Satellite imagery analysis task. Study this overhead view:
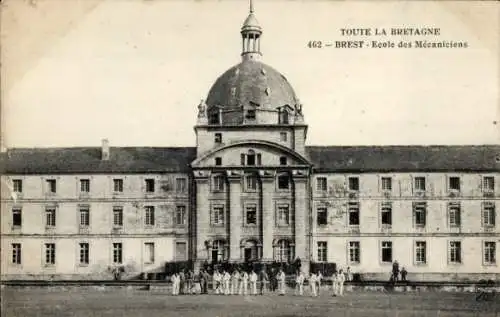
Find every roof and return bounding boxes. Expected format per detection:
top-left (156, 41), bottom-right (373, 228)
top-left (1, 145), bottom-right (498, 175)
top-left (205, 60), bottom-right (299, 125)
top-left (0, 147), bottom-right (197, 174)
top-left (307, 145), bottom-right (500, 173)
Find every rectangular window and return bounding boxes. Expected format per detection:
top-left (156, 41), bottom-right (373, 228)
top-left (381, 203), bottom-right (392, 226)
top-left (211, 205), bottom-right (225, 225)
top-left (277, 175), bottom-right (290, 190)
top-left (415, 241), bottom-right (427, 264)
top-left (317, 207), bottom-right (328, 226)
top-left (176, 178), bottom-right (187, 193)
top-left (482, 202), bottom-right (496, 227)
top-left (246, 205), bottom-right (257, 225)
top-left (257, 153), bottom-right (262, 165)
top-left (279, 156), bottom-right (287, 166)
top-left (484, 241), bottom-right (496, 265)
top-left (12, 208), bottom-right (22, 227)
top-left (145, 206), bottom-right (155, 226)
top-left (145, 179), bottom-right (155, 193)
top-left (246, 175), bottom-right (257, 191)
top-left (12, 243), bottom-right (21, 265)
top-left (113, 243), bottom-right (122, 264)
top-left (176, 205), bottom-right (186, 225)
top-left (79, 243), bottom-right (89, 265)
top-left (277, 205), bottom-right (290, 226)
top-left (280, 132), bottom-right (287, 142)
top-left (381, 177), bottom-right (392, 191)
top-left (413, 202), bottom-right (427, 227)
top-left (214, 133), bottom-right (222, 143)
top-left (348, 177), bottom-right (359, 191)
top-left (213, 175), bottom-right (225, 192)
top-left (448, 203), bottom-right (461, 228)
top-left (209, 112), bottom-right (220, 125)
top-left (348, 241), bottom-right (360, 264)
top-left (483, 176), bottom-right (495, 193)
top-left (144, 242), bottom-right (155, 264)
top-left (46, 179), bottom-right (57, 193)
top-left (414, 176), bottom-right (426, 192)
top-left (247, 153), bottom-right (256, 166)
top-left (113, 179), bottom-right (123, 193)
top-left (45, 208), bottom-right (56, 227)
top-left (317, 242), bottom-right (327, 262)
top-left (113, 207), bottom-right (123, 227)
top-left (348, 202), bottom-right (360, 226)
top-left (13, 179), bottom-right (22, 193)
top-left (316, 177), bottom-right (327, 191)
top-left (448, 176), bottom-right (460, 191)
top-left (381, 241), bottom-right (392, 263)
top-left (45, 243), bottom-right (55, 265)
top-left (215, 157), bottom-right (222, 166)
top-left (80, 179), bottom-right (90, 193)
top-left (449, 241), bottom-right (461, 264)
top-left (79, 206), bottom-right (90, 227)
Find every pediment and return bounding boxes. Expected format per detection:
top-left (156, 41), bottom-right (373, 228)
top-left (191, 140), bottom-right (311, 168)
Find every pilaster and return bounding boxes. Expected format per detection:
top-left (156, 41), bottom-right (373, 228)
top-left (293, 170), bottom-right (310, 273)
top-left (194, 171), bottom-right (210, 262)
top-left (260, 170), bottom-right (275, 261)
top-left (228, 170), bottom-right (242, 261)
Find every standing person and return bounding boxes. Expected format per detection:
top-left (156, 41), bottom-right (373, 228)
top-left (223, 270), bottom-right (231, 295)
top-left (309, 272), bottom-right (318, 297)
top-left (295, 271), bottom-right (305, 296)
top-left (317, 271), bottom-right (323, 296)
top-left (332, 271), bottom-right (339, 296)
top-left (186, 270), bottom-right (193, 294)
top-left (231, 269), bottom-right (240, 295)
top-left (250, 270), bottom-right (258, 295)
top-left (392, 260), bottom-right (400, 282)
top-left (171, 273), bottom-right (178, 296)
top-left (337, 269), bottom-right (346, 296)
top-left (401, 267), bottom-right (408, 282)
top-left (179, 271), bottom-right (186, 295)
top-left (239, 270), bottom-right (249, 295)
top-left (258, 268), bottom-right (269, 295)
top-left (277, 268), bottom-right (286, 296)
top-left (199, 270), bottom-right (206, 294)
top-left (213, 270), bottom-right (222, 295)
top-left (270, 269), bottom-right (277, 293)
top-left (203, 269), bottom-right (210, 294)
top-left (346, 267), bottom-right (353, 282)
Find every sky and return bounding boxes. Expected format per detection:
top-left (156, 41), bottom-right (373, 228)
top-left (2, 0), bottom-right (499, 149)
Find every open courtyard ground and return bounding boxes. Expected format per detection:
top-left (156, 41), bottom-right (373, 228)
top-left (1, 287), bottom-right (498, 317)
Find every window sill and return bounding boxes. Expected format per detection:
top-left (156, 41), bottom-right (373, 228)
top-left (414, 262), bottom-right (428, 266)
top-left (43, 264), bottom-right (56, 268)
top-left (447, 262), bottom-right (462, 266)
top-left (144, 225), bottom-right (156, 229)
top-left (482, 262), bottom-right (497, 267)
top-left (317, 224), bottom-right (328, 227)
top-left (11, 226), bottom-right (22, 230)
top-left (244, 224), bottom-right (258, 227)
top-left (276, 224), bottom-right (291, 228)
top-left (78, 263), bottom-right (90, 267)
top-left (144, 262), bottom-right (155, 265)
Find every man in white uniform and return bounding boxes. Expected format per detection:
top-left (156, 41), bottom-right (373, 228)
top-left (249, 270), bottom-right (258, 295)
top-left (309, 273), bottom-right (318, 297)
top-left (171, 273), bottom-right (179, 296)
top-left (295, 271), bottom-right (305, 296)
top-left (337, 269), bottom-right (346, 296)
top-left (213, 270), bottom-right (222, 295)
top-left (231, 270), bottom-right (240, 295)
top-left (277, 269), bottom-right (286, 295)
top-left (239, 270), bottom-right (249, 295)
top-left (223, 270), bottom-right (231, 295)
top-left (332, 271), bottom-right (339, 296)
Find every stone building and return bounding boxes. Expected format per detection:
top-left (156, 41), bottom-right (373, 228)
top-left (1, 3), bottom-right (499, 281)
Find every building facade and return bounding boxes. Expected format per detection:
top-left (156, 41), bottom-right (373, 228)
top-left (1, 4), bottom-right (499, 281)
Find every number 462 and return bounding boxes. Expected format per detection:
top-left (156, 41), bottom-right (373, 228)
top-left (307, 41), bottom-right (323, 48)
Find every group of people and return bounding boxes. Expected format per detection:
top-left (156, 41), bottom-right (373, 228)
top-left (391, 260), bottom-right (408, 282)
top-left (169, 267), bottom-right (353, 297)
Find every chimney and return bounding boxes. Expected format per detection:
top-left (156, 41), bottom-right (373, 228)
top-left (101, 139), bottom-right (110, 161)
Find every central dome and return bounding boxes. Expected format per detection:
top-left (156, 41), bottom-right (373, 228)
top-left (205, 59), bottom-right (299, 125)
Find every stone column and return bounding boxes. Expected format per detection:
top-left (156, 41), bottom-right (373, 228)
top-left (195, 173), bottom-right (210, 263)
top-left (228, 173), bottom-right (242, 262)
top-left (293, 173), bottom-right (310, 273)
top-left (261, 174), bottom-right (275, 261)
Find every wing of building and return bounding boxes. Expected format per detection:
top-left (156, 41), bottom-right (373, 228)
top-left (1, 2), bottom-right (499, 281)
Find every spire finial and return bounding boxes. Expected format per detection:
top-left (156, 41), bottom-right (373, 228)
top-left (249, 0), bottom-right (254, 13)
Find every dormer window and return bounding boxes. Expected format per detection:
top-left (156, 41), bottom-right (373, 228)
top-left (209, 111), bottom-right (220, 124)
top-left (279, 156), bottom-right (287, 166)
top-left (278, 107), bottom-right (289, 124)
top-left (246, 110), bottom-right (256, 120)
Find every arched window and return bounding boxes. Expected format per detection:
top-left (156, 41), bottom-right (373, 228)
top-left (243, 239), bottom-right (260, 262)
top-left (274, 239), bottom-right (293, 263)
top-left (212, 239), bottom-right (227, 263)
top-left (247, 150), bottom-right (256, 166)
